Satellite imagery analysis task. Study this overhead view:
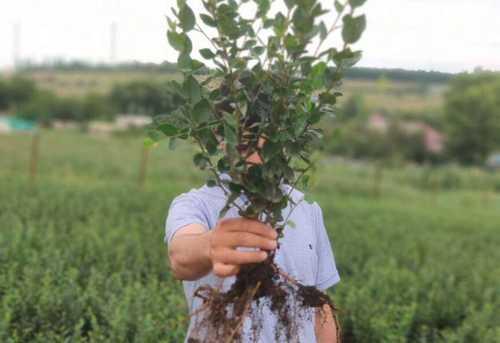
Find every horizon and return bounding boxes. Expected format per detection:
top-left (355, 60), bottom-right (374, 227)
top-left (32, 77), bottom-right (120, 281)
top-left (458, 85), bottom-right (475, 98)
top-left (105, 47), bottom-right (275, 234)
top-left (1, 59), bottom-right (471, 76)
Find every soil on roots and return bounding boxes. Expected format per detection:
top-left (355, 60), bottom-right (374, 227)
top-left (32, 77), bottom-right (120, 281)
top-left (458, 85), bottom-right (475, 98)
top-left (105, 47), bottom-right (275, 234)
top-left (188, 260), bottom-right (339, 343)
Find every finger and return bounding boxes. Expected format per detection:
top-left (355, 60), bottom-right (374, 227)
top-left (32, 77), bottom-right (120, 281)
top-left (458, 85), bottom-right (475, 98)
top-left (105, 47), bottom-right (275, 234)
top-left (216, 248), bottom-right (268, 265)
top-left (213, 262), bottom-right (240, 278)
top-left (226, 232), bottom-right (278, 250)
top-left (222, 218), bottom-right (278, 239)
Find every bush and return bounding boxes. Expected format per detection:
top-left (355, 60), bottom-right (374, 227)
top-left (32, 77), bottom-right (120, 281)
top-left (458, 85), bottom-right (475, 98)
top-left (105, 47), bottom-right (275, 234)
top-left (110, 80), bottom-right (184, 116)
top-left (444, 72), bottom-right (500, 165)
top-left (17, 92), bottom-right (115, 124)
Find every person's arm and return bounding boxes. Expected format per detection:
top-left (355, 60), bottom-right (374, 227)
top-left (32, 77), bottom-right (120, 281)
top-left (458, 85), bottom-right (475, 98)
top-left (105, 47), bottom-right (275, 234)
top-left (168, 217), bottom-right (278, 281)
top-left (312, 202), bottom-right (341, 342)
top-left (167, 224), bottom-right (212, 281)
top-left (315, 304), bottom-right (338, 343)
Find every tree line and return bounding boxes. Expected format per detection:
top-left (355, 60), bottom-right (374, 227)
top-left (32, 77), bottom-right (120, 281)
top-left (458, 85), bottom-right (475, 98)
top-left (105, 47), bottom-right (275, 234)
top-left (0, 76), bottom-right (185, 125)
top-left (17, 61), bottom-right (452, 83)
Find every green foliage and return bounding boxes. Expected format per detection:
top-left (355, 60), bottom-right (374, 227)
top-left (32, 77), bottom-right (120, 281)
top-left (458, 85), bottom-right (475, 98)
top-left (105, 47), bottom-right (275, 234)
top-left (0, 76), bottom-right (37, 111)
top-left (338, 94), bottom-right (367, 121)
top-left (444, 72), bottom-right (500, 165)
top-left (1, 131), bottom-right (499, 342)
top-left (324, 119), bottom-right (439, 164)
top-left (5, 76), bottom-right (37, 108)
top-left (18, 92), bottom-right (116, 124)
top-left (0, 79), bottom-right (9, 110)
top-left (110, 80), bottom-right (184, 116)
top-left (152, 0), bottom-right (367, 226)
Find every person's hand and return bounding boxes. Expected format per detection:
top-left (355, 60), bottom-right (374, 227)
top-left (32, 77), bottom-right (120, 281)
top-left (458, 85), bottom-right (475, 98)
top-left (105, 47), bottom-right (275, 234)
top-left (208, 217), bottom-right (278, 277)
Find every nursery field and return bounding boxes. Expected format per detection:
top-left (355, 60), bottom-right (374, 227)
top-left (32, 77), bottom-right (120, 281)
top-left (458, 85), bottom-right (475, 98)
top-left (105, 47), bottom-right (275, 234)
top-left (1, 131), bottom-right (499, 342)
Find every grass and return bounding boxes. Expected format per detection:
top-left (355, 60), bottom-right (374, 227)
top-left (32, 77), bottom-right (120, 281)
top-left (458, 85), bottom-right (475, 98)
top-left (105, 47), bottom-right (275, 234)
top-left (0, 130), bottom-right (499, 342)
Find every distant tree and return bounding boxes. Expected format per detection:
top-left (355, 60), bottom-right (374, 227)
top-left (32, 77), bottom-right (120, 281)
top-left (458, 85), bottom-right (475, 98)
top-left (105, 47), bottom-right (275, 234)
top-left (17, 90), bottom-right (59, 125)
top-left (444, 73), bottom-right (500, 165)
top-left (18, 91), bottom-right (115, 124)
top-left (0, 79), bottom-right (9, 111)
top-left (339, 94), bottom-right (366, 121)
top-left (110, 80), bottom-right (184, 116)
top-left (80, 93), bottom-right (116, 121)
top-left (7, 76), bottom-right (37, 108)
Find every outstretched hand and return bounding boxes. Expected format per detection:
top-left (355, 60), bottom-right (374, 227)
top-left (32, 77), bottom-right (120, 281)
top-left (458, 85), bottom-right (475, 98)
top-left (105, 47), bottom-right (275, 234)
top-left (209, 218), bottom-right (278, 277)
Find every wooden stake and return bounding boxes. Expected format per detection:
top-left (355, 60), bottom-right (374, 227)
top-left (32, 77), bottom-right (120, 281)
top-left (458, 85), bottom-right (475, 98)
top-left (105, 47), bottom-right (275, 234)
top-left (138, 145), bottom-right (150, 189)
top-left (29, 131), bottom-right (40, 186)
top-left (373, 162), bottom-right (384, 197)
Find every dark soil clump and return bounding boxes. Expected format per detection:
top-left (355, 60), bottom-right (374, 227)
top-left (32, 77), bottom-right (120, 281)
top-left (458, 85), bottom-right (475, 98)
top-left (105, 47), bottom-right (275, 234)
top-left (189, 259), bottom-right (339, 343)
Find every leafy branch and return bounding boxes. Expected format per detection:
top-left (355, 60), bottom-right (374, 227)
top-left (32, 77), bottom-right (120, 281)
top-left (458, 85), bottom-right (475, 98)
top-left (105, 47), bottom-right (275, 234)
top-left (153, 0), bottom-right (367, 233)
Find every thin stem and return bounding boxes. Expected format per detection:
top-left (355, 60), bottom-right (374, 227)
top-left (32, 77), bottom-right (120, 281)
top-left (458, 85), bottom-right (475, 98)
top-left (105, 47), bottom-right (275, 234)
top-left (193, 135), bottom-right (246, 214)
top-left (313, 2), bottom-right (347, 57)
top-left (195, 23), bottom-right (230, 70)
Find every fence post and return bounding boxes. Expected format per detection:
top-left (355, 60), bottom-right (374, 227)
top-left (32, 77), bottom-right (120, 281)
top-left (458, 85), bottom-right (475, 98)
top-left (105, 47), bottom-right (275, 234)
top-left (138, 144), bottom-right (150, 189)
top-left (29, 131), bottom-right (40, 186)
top-left (373, 162), bottom-right (384, 197)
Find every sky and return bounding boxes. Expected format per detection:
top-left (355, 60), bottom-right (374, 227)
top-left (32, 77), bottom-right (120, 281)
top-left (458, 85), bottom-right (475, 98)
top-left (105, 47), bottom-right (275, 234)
top-left (0, 0), bottom-right (499, 73)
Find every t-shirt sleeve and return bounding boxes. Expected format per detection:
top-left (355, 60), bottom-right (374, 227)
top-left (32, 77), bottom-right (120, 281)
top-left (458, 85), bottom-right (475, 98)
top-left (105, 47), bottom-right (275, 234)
top-left (312, 202), bottom-right (340, 291)
top-left (164, 191), bottom-right (210, 245)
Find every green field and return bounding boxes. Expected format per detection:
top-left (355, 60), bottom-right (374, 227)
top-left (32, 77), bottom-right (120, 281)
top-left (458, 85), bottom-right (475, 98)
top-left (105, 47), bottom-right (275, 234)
top-left (1, 131), bottom-right (499, 342)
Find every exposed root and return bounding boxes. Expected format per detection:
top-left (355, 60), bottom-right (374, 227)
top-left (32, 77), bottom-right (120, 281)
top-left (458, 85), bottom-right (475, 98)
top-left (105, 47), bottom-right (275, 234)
top-left (187, 260), bottom-right (340, 343)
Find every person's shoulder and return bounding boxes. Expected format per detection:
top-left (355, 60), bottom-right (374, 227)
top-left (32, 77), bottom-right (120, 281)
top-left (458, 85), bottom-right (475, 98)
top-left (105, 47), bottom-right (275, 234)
top-left (171, 182), bottom-right (226, 205)
top-left (282, 184), bottom-right (320, 212)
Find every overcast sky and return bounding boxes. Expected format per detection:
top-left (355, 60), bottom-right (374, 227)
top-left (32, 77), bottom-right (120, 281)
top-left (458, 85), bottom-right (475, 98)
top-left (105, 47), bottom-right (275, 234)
top-left (0, 0), bottom-right (499, 73)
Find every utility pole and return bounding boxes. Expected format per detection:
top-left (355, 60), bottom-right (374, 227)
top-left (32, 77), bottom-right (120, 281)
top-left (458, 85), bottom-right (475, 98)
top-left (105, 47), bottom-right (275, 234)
top-left (110, 21), bottom-right (118, 64)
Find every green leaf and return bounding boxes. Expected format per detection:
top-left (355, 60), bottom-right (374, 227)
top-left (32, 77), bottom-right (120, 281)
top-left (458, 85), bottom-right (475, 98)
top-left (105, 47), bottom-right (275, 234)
top-left (251, 46), bottom-right (265, 56)
top-left (262, 140), bottom-right (281, 160)
top-left (167, 31), bottom-right (192, 53)
top-left (301, 174), bottom-right (310, 189)
top-left (183, 76), bottom-right (202, 103)
top-left (217, 4), bottom-right (240, 39)
top-left (349, 0), bottom-right (367, 8)
top-left (333, 49), bottom-right (363, 68)
top-left (342, 14), bottom-right (366, 44)
top-left (256, 0), bottom-right (270, 18)
top-left (193, 152), bottom-right (210, 170)
top-left (274, 13), bottom-right (287, 37)
top-left (309, 62), bottom-right (327, 88)
top-left (285, 34), bottom-right (301, 55)
top-left (286, 219), bottom-right (296, 229)
top-left (243, 39), bottom-right (257, 49)
top-left (217, 157), bottom-right (230, 173)
top-left (319, 21), bottom-right (328, 40)
top-left (192, 99), bottom-right (212, 124)
top-left (178, 4), bottom-right (196, 31)
top-left (223, 121), bottom-right (237, 146)
top-left (199, 48), bottom-right (215, 59)
top-left (200, 14), bottom-right (217, 27)
top-left (198, 128), bottom-right (219, 155)
top-left (292, 7), bottom-right (314, 34)
top-left (284, 0), bottom-right (296, 10)
top-left (167, 17), bottom-right (176, 31)
top-left (177, 52), bottom-right (192, 70)
top-left (206, 178), bottom-right (217, 187)
top-left (158, 123), bottom-right (178, 136)
top-left (144, 137), bottom-right (156, 147)
top-left (335, 0), bottom-right (345, 13)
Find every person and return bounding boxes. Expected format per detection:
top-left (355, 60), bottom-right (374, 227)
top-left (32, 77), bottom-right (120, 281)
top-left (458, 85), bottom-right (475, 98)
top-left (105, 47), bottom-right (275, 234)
top-left (165, 135), bottom-right (341, 342)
